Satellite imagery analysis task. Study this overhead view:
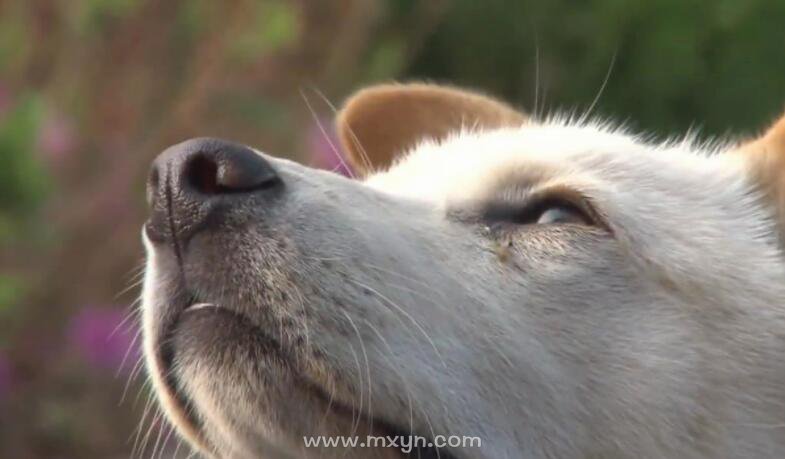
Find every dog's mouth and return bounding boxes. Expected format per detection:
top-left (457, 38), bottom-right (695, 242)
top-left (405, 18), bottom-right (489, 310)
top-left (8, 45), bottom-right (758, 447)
top-left (152, 296), bottom-right (458, 459)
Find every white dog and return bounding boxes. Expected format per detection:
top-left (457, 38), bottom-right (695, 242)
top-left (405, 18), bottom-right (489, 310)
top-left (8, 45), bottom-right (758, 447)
top-left (141, 83), bottom-right (785, 458)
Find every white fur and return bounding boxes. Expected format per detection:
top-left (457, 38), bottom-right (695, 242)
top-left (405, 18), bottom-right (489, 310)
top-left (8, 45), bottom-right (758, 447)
top-left (143, 118), bottom-right (785, 458)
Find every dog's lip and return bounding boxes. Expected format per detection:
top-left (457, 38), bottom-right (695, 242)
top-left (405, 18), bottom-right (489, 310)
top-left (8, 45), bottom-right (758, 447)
top-left (152, 296), bottom-right (213, 453)
top-left (156, 298), bottom-right (457, 459)
top-left (184, 302), bottom-right (220, 311)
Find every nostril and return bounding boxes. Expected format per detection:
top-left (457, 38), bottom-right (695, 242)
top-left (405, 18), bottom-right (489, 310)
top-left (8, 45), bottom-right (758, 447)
top-left (146, 138), bottom-right (282, 244)
top-left (183, 142), bottom-right (281, 195)
top-left (186, 153), bottom-right (220, 194)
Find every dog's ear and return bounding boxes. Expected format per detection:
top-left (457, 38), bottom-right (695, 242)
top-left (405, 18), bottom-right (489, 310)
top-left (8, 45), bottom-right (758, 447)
top-left (737, 112), bottom-right (785, 238)
top-left (336, 83), bottom-right (525, 176)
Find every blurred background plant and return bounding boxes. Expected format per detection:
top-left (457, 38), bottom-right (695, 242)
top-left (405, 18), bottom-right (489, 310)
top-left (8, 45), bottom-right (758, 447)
top-left (0, 0), bottom-right (783, 457)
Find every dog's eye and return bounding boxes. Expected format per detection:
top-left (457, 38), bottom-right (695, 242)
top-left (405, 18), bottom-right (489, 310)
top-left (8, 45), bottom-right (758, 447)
top-left (535, 204), bottom-right (589, 225)
top-left (483, 198), bottom-right (594, 227)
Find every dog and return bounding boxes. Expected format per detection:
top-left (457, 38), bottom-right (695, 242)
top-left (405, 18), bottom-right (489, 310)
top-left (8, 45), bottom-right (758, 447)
top-left (141, 83), bottom-right (785, 458)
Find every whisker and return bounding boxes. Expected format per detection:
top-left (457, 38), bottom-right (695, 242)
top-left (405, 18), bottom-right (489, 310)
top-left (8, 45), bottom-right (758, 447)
top-left (114, 275), bottom-right (146, 302)
top-left (292, 284), bottom-right (313, 364)
top-left (133, 373), bottom-right (154, 408)
top-left (359, 262), bottom-right (447, 300)
top-left (120, 259), bottom-right (147, 284)
top-left (339, 313), bottom-right (367, 439)
top-left (111, 299), bottom-right (141, 338)
top-left (307, 85), bottom-right (375, 175)
top-left (172, 435), bottom-right (185, 458)
top-left (317, 348), bottom-right (339, 427)
top-left (533, 29), bottom-right (541, 119)
top-left (131, 388), bottom-right (158, 457)
top-left (157, 422), bottom-right (177, 459)
top-left (120, 353), bottom-right (147, 405)
top-left (580, 49), bottom-right (618, 124)
top-left (142, 409), bottom-right (164, 459)
top-left (361, 318), bottom-right (418, 439)
top-left (299, 87), bottom-right (357, 179)
top-left (346, 278), bottom-right (448, 370)
top-left (115, 315), bottom-right (143, 377)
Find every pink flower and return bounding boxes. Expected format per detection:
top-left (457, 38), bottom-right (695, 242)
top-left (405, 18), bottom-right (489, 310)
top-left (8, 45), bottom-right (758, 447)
top-left (307, 117), bottom-right (352, 176)
top-left (67, 306), bottom-right (140, 373)
top-left (38, 112), bottom-right (76, 161)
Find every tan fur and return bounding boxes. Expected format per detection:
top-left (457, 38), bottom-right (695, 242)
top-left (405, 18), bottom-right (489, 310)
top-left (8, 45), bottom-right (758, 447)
top-left (737, 112), bottom-right (785, 237)
top-left (336, 83), bottom-right (526, 175)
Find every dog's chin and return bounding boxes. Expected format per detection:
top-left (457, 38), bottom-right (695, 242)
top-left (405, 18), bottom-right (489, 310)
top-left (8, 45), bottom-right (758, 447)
top-left (156, 303), bottom-right (457, 459)
top-left (163, 304), bottom-right (301, 457)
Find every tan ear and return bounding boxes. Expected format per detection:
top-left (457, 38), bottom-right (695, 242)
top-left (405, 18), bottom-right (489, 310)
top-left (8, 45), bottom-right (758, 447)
top-left (336, 83), bottom-right (526, 176)
top-left (737, 112), bottom-right (785, 237)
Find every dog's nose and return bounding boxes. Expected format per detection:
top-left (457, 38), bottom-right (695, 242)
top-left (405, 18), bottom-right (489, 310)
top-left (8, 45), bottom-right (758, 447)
top-left (145, 137), bottom-right (281, 244)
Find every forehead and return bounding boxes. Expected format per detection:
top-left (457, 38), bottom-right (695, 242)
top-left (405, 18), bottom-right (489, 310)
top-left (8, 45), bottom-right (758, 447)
top-left (364, 121), bottom-right (743, 207)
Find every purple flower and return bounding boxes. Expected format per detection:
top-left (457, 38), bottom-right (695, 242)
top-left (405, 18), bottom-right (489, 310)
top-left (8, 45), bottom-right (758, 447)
top-left (0, 352), bottom-right (12, 402)
top-left (67, 306), bottom-right (140, 374)
top-left (307, 117), bottom-right (352, 176)
top-left (38, 111), bottom-right (76, 161)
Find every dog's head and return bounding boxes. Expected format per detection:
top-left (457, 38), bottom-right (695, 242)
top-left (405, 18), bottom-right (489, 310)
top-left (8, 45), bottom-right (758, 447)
top-left (141, 84), bottom-right (785, 458)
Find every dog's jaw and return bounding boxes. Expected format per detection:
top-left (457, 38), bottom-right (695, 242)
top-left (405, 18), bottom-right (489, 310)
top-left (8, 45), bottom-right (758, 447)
top-left (141, 230), bottom-right (214, 456)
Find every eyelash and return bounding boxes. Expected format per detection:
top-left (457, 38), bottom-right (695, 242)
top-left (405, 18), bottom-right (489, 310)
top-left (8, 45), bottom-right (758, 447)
top-left (482, 196), bottom-right (590, 226)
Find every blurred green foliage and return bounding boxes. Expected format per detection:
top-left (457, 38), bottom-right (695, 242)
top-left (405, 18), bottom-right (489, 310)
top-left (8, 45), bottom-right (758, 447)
top-left (0, 0), bottom-right (783, 457)
top-left (0, 96), bottom-right (47, 215)
top-left (230, 1), bottom-right (299, 62)
top-left (409, 0), bottom-right (785, 137)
